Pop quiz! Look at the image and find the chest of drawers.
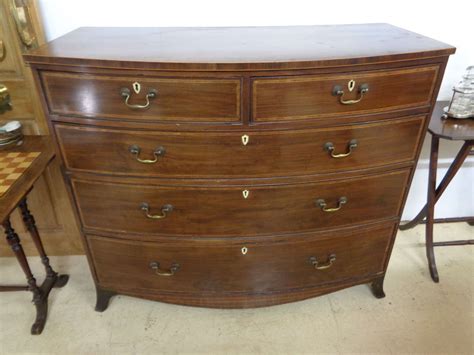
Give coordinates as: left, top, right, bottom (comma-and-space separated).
24, 24, 454, 310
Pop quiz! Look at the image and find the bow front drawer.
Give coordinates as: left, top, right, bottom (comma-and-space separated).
41, 71, 242, 123
252, 66, 438, 122
54, 116, 424, 178
72, 170, 409, 237
88, 222, 393, 303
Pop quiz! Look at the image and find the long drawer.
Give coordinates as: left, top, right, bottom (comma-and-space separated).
72, 170, 409, 237
252, 65, 438, 122
41, 71, 242, 123
88, 223, 393, 295
55, 116, 424, 178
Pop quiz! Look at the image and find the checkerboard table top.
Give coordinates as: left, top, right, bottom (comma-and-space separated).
0, 152, 41, 197
0, 136, 55, 224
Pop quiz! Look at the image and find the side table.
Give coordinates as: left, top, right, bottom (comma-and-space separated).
400, 101, 474, 282
0, 136, 69, 334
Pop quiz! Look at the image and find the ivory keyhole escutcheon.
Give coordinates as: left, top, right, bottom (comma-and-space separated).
133, 81, 141, 94
241, 246, 248, 255
348, 79, 355, 92
241, 134, 249, 146
242, 190, 249, 199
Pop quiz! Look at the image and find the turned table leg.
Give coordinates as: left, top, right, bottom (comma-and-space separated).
19, 198, 69, 289
2, 219, 46, 334
1, 199, 70, 334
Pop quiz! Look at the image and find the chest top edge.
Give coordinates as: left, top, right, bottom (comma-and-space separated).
23, 24, 455, 72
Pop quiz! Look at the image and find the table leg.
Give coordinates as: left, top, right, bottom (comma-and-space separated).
426, 136, 439, 283
2, 219, 45, 334
19, 198, 69, 289
399, 141, 473, 231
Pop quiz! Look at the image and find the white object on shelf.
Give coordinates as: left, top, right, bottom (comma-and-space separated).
444, 66, 474, 119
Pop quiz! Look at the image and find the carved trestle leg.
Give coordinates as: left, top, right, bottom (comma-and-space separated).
95, 286, 116, 312
2, 219, 46, 334
370, 275, 386, 299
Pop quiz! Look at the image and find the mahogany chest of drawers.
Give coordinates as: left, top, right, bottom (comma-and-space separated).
24, 24, 455, 310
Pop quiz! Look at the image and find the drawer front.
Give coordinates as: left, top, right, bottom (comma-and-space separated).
88, 223, 393, 295
55, 116, 424, 178
252, 66, 438, 122
72, 170, 409, 237
41, 71, 241, 123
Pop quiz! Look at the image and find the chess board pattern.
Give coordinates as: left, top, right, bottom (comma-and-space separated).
0, 152, 40, 197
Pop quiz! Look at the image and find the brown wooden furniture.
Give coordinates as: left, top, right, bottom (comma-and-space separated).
0, 0, 81, 256
24, 24, 455, 309
0, 136, 68, 334
400, 101, 474, 282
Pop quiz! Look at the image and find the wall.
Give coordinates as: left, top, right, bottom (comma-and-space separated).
37, 0, 474, 220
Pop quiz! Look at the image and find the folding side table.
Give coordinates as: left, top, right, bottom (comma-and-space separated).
0, 136, 68, 334
400, 102, 474, 282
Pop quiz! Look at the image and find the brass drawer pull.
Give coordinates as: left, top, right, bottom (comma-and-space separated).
324, 139, 358, 158
140, 203, 173, 219
129, 144, 165, 164
333, 83, 369, 105
315, 196, 347, 212
149, 261, 180, 276
309, 254, 336, 270
120, 87, 157, 109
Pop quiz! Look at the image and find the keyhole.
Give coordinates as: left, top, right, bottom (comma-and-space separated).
241, 246, 248, 255
133, 82, 141, 94
241, 135, 249, 146
348, 80, 355, 92
242, 190, 249, 199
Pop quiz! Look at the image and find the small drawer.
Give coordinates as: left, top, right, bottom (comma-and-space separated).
252, 65, 439, 122
72, 169, 409, 237
41, 71, 242, 123
55, 115, 424, 178
88, 222, 394, 296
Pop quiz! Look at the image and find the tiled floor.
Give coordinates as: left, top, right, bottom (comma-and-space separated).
0, 223, 472, 354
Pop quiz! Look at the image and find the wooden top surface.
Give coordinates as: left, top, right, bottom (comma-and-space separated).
0, 136, 55, 224
429, 101, 474, 141
23, 24, 455, 71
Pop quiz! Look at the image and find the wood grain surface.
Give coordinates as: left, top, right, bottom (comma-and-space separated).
88, 222, 394, 308
42, 72, 241, 122
23, 24, 454, 308
429, 101, 474, 140
71, 170, 409, 237
24, 24, 455, 71
55, 116, 424, 178
252, 66, 438, 121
